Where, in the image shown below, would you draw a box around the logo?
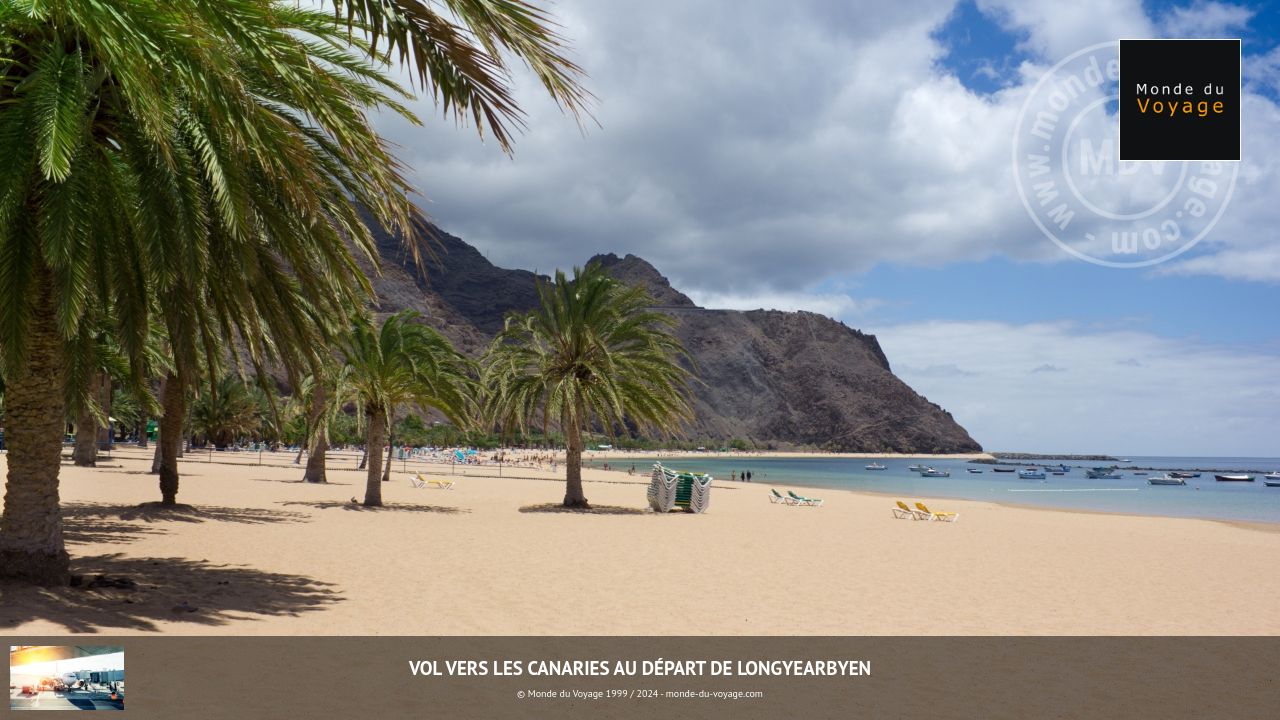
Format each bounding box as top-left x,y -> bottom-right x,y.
1013,41 -> 1238,268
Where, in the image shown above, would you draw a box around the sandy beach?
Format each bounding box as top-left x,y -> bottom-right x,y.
3,446 -> 1278,636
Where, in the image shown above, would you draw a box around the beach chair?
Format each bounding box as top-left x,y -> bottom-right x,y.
787,490 -> 824,507
409,474 -> 426,489
414,473 -> 455,490
769,489 -> 794,505
914,502 -> 958,522
893,500 -> 918,519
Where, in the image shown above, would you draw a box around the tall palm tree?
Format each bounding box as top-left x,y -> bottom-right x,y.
343,311 -> 473,506
0,0 -> 588,585
483,265 -> 694,508
294,365 -> 356,484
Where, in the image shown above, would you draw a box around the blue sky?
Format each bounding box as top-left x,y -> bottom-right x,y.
380,0 -> 1280,455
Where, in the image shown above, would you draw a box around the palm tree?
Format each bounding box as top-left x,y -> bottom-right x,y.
294,365 -> 356,483
190,376 -> 263,450
343,311 -> 473,506
0,0 -> 588,585
483,265 -> 694,508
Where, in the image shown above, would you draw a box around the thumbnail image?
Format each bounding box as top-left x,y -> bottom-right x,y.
9,646 -> 124,711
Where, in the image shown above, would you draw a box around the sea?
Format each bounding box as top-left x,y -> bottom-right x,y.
585,455 -> 1280,524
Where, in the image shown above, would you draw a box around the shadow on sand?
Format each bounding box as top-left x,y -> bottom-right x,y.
279,500 -> 467,514
252,477 -> 353,486
0,554 -> 342,633
519,503 -> 649,516
63,502 -> 312,525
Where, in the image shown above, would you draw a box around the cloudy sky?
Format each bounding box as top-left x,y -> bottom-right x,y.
375,0 -> 1280,456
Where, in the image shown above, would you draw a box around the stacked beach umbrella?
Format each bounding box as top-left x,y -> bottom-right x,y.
648,463 -> 712,513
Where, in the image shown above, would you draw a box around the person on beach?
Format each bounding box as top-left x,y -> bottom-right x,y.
746,470 -> 752,482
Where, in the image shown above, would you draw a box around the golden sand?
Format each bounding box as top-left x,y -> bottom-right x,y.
2,446 -> 1278,635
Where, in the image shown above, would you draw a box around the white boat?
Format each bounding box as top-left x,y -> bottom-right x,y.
1264,472 -> 1280,480
1215,474 -> 1254,482
1018,468 -> 1046,479
1086,467 -> 1123,479
907,464 -> 924,472
1147,475 -> 1186,486
967,468 -> 983,474
865,463 -> 886,470
1265,478 -> 1280,488
920,468 -> 950,477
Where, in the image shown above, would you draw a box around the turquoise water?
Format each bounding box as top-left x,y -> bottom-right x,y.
586,456 -> 1280,524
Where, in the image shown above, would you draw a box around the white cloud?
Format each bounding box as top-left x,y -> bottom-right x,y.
1159,1 -> 1254,37
376,0 -> 1280,289
876,320 -> 1280,455
684,289 -> 884,318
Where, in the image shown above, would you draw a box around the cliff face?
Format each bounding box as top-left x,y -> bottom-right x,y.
369,226 -> 981,453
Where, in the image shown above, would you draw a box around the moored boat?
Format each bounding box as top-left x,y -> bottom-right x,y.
1044,464 -> 1070,473
1018,468 -> 1046,479
1147,475 -> 1186,486
907,464 -> 924,472
1085,466 -> 1123,479
1169,471 -> 1200,479
865,462 -> 886,470
1264,472 -> 1280,481
920,468 -> 950,477
967,468 -> 983,474
992,467 -> 1016,473
1264,479 -> 1280,487
1215,474 -> 1254,482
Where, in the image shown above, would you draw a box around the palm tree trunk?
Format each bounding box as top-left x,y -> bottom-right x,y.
0,263 -> 71,585
72,407 -> 97,467
362,408 -> 387,506
136,414 -> 149,448
303,383 -> 328,484
381,418 -> 394,483
563,416 -> 588,508
157,372 -> 186,506
95,374 -> 112,453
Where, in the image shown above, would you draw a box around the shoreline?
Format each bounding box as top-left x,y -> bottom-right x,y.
4,447 -> 1279,636
581,450 -> 995,461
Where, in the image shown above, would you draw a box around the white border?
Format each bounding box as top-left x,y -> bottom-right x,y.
1117,38 -> 1242,162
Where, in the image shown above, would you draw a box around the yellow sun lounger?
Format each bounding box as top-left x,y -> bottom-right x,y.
412,473 -> 455,490
914,502 -> 958,522
893,500 -> 918,519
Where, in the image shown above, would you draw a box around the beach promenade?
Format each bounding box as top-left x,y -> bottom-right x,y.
2,446 -> 1278,636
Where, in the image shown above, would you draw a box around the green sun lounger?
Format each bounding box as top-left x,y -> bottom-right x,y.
787,490 -> 823,507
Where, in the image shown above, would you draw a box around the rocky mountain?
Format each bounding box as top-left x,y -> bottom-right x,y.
366,224 -> 981,453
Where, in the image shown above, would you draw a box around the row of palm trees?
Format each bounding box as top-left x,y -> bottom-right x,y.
0,0 -> 599,586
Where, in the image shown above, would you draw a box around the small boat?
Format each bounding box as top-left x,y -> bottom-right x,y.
1264,479 -> 1280,487
1051,472 -> 1065,476
920,468 -> 950,477
865,463 -> 886,471
1169,471 -> 1200,479
907,464 -> 924,472
1147,475 -> 1186,486
967,468 -> 983,474
1018,468 -> 1046,479
1215,474 -> 1254,482
992,467 -> 1016,473
1045,464 -> 1070,473
1086,467 -> 1123,479
1264,472 -> 1280,480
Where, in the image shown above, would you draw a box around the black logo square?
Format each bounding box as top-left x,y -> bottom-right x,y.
1119,39 -> 1240,161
